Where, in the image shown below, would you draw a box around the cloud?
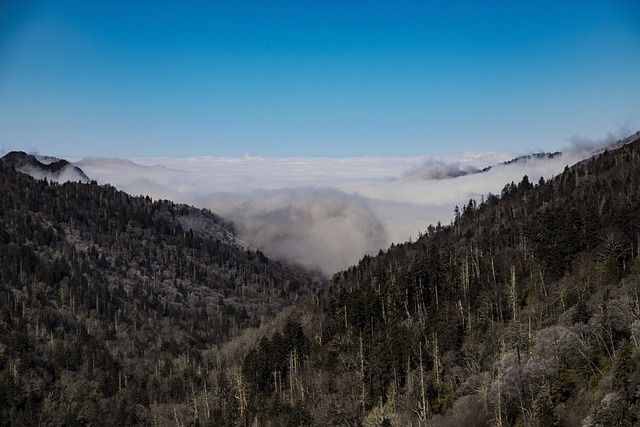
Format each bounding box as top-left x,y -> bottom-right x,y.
70,136 -> 627,276
20,164 -> 88,183
400,151 -> 510,181
565,125 -> 632,157
214,188 -> 388,277
402,158 -> 480,180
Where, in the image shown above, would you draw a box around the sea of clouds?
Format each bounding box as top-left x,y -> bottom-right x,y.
71,134 -> 620,277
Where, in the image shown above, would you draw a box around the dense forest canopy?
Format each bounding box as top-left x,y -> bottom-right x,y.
0,157 -> 314,425
1,132 -> 640,426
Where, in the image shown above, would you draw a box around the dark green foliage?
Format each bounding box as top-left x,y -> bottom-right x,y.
0,160 -> 314,425
240,319 -> 311,423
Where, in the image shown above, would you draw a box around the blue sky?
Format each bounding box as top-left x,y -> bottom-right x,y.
0,0 -> 639,157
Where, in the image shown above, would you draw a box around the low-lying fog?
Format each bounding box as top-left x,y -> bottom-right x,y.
72,135 -> 617,277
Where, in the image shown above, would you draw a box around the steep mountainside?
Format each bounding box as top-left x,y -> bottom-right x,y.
311,134 -> 640,426
0,163 -> 314,425
217,133 -> 640,426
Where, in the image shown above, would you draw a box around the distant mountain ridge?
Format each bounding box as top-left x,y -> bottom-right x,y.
406,150 -> 564,181
480,150 -> 562,172
1,150 -> 90,183
1,150 -> 255,255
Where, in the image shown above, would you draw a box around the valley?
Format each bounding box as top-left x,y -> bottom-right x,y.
2,132 -> 640,425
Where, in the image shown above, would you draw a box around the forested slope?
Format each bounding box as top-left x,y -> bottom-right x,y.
226,134 -> 640,426
0,160 -> 314,425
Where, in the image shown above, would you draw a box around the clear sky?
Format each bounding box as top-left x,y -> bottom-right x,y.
0,0 -> 639,157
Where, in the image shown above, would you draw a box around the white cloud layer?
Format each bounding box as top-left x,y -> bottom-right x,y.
73,135 -> 620,277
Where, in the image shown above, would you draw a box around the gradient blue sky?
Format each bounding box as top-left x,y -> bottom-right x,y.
1,0 -> 639,157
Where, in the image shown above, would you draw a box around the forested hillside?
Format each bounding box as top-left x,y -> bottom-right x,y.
221,134 -> 640,426
0,159 -> 314,425
2,132 -> 640,426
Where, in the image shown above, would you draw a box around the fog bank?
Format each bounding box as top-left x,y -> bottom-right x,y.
73,135 -> 621,276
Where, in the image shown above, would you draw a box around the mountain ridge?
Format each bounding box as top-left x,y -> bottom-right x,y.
1,150 -> 90,183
